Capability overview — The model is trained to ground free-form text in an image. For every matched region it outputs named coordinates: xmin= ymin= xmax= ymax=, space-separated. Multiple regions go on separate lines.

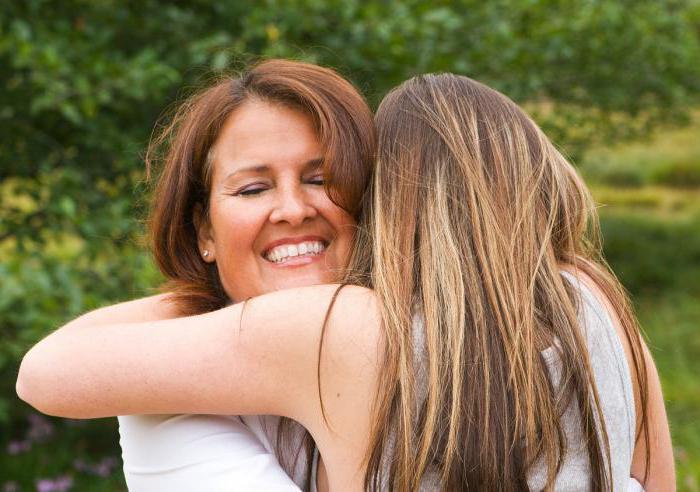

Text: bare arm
xmin=16 ymin=284 xmax=381 ymax=432
xmin=60 ymin=295 xmax=303 ymax=490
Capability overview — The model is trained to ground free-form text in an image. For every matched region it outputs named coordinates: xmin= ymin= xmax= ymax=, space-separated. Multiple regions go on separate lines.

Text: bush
xmin=2 ymin=0 xmax=700 ymax=487
xmin=600 ymin=211 xmax=700 ymax=297
xmin=651 ymin=160 xmax=700 ymax=188
xmin=597 ymin=167 xmax=647 ymax=188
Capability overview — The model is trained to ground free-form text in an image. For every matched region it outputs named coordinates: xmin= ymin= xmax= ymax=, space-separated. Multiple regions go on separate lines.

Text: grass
xmin=597 ymin=200 xmax=700 ymax=490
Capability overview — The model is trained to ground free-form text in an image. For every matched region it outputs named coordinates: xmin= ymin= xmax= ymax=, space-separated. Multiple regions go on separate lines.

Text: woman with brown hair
xmin=17 ymin=58 xmax=375 ymax=490
xmin=18 ymin=73 xmax=674 ymax=490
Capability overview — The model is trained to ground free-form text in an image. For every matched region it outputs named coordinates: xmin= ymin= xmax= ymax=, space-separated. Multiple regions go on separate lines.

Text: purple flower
xmin=35 ymin=475 xmax=73 ymax=492
xmin=35 ymin=480 xmax=53 ymax=492
xmin=7 ymin=439 xmax=31 ymax=455
xmin=26 ymin=413 xmax=54 ymax=442
xmin=93 ymin=456 xmax=118 ymax=477
xmin=72 ymin=455 xmax=119 ymax=476
xmin=72 ymin=458 xmax=88 ymax=472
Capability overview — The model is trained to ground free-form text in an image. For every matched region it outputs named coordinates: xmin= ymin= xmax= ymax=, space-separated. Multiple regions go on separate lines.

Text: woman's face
xmin=197 ymin=99 xmax=356 ymax=301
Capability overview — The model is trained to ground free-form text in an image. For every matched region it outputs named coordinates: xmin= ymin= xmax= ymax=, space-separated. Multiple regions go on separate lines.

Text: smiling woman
xmin=140 ymin=60 xmax=375 ymax=489
xmin=147 ymin=58 xmax=375 ymax=316
xmin=17 ymin=59 xmax=376 ymax=491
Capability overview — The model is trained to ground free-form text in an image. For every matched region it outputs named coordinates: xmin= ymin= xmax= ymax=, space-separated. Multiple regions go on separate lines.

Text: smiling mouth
xmin=263 ymin=240 xmax=328 ymax=264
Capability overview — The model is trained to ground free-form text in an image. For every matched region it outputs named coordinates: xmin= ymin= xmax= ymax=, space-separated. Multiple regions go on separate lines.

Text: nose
xmin=269 ymin=184 xmax=317 ymax=226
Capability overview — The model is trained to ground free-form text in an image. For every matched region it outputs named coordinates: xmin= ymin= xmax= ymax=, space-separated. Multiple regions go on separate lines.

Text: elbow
xmin=16 ymin=354 xmax=41 ymax=412
xmin=16 ymin=349 xmax=49 ymax=412
xmin=16 ymin=348 xmax=67 ymax=417
xmin=15 ymin=360 xmax=31 ymax=406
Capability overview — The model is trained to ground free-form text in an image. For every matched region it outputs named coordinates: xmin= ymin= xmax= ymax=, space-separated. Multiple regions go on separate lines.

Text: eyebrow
xmin=223 ymin=158 xmax=324 ymax=181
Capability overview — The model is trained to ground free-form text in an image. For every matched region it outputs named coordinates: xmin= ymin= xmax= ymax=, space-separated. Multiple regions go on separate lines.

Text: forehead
xmin=210 ymin=100 xmax=321 ymax=179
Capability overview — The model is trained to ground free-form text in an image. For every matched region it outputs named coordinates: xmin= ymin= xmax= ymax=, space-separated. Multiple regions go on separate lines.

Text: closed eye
xmin=307 ymin=175 xmax=325 ymax=185
xmin=235 ymin=185 xmax=268 ymax=196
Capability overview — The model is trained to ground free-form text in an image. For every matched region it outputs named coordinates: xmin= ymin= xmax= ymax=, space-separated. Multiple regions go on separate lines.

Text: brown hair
xmin=146 ymin=59 xmax=376 ymax=316
xmin=358 ymin=74 xmax=648 ymax=490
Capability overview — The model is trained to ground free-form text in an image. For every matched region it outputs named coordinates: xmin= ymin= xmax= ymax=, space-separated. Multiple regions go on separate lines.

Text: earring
xmin=203 ymin=250 xmax=210 ymax=258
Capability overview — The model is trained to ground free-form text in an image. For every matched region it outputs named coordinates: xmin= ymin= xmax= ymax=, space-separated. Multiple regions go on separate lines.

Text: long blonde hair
xmin=355 ymin=74 xmax=649 ymax=490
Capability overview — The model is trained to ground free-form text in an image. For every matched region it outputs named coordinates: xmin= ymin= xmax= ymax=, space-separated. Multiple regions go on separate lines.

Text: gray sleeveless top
xmin=311 ymin=272 xmax=637 ymax=491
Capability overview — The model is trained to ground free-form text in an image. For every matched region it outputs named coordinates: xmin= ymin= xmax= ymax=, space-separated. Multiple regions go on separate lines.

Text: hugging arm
xmin=57 ymin=293 xmax=181 ymax=327
xmin=31 ymin=293 xmax=305 ymax=490
xmin=16 ymin=284 xmax=380 ymax=431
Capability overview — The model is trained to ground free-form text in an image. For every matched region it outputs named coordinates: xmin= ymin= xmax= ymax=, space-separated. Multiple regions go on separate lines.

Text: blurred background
xmin=1 ymin=1 xmax=698 ymax=490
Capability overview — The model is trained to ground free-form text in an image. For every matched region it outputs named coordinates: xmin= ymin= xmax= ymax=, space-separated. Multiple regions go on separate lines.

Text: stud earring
xmin=203 ymin=250 xmax=210 ymax=258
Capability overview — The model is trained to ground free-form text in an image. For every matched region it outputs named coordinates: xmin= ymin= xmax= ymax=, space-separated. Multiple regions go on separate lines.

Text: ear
xmin=193 ymin=203 xmax=216 ymax=263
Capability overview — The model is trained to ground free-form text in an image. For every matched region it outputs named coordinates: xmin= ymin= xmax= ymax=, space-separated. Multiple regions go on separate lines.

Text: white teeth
xmin=265 ymin=241 xmax=326 ymax=263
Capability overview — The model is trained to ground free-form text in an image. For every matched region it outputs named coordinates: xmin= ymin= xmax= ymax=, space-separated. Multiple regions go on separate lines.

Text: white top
xmin=118 ymin=414 xmax=303 ymax=491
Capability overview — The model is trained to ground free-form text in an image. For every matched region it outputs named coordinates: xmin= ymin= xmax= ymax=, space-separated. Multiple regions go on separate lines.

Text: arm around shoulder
xmin=16 ymin=284 xmax=381 ymax=432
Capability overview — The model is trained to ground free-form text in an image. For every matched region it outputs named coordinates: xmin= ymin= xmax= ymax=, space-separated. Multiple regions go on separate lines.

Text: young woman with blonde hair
xmin=18 ymin=73 xmax=674 ymax=490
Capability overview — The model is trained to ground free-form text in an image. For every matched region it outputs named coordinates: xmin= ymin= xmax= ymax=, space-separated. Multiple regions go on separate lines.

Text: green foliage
xmin=1 ymin=0 xmax=699 ymax=488
xmin=1 ymin=413 xmax=126 ymax=490
xmin=582 ymin=117 xmax=700 ymax=188
xmin=2 ymin=0 xmax=699 ymax=251
xmin=601 ymin=210 xmax=700 ymax=296
xmin=597 ymin=190 xmax=700 ymax=490
xmin=651 ymin=160 xmax=700 ymax=188
xmin=636 ymin=295 xmax=700 ymax=492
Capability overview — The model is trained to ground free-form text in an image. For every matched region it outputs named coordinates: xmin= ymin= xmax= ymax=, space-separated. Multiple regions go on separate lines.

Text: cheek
xmin=328 ymin=209 xmax=357 ymax=256
xmin=210 ymin=216 xmax=261 ymax=301
xmin=209 ymin=203 xmax=263 ymax=260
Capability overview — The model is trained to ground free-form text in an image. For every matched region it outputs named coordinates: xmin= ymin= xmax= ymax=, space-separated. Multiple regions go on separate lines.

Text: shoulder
xmin=559 ymin=268 xmax=626 ymax=345
xmin=559 ymin=267 xmax=635 ymax=395
xmin=230 ymin=284 xmax=384 ymax=469
xmin=243 ymin=283 xmax=383 ymax=406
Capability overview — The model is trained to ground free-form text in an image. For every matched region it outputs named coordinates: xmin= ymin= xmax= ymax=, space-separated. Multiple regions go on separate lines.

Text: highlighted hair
xmin=358 ymin=74 xmax=648 ymax=490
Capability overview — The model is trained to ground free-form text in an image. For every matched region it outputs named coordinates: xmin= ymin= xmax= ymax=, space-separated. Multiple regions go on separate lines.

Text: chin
xmin=274 ymin=272 xmax=331 ymax=291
